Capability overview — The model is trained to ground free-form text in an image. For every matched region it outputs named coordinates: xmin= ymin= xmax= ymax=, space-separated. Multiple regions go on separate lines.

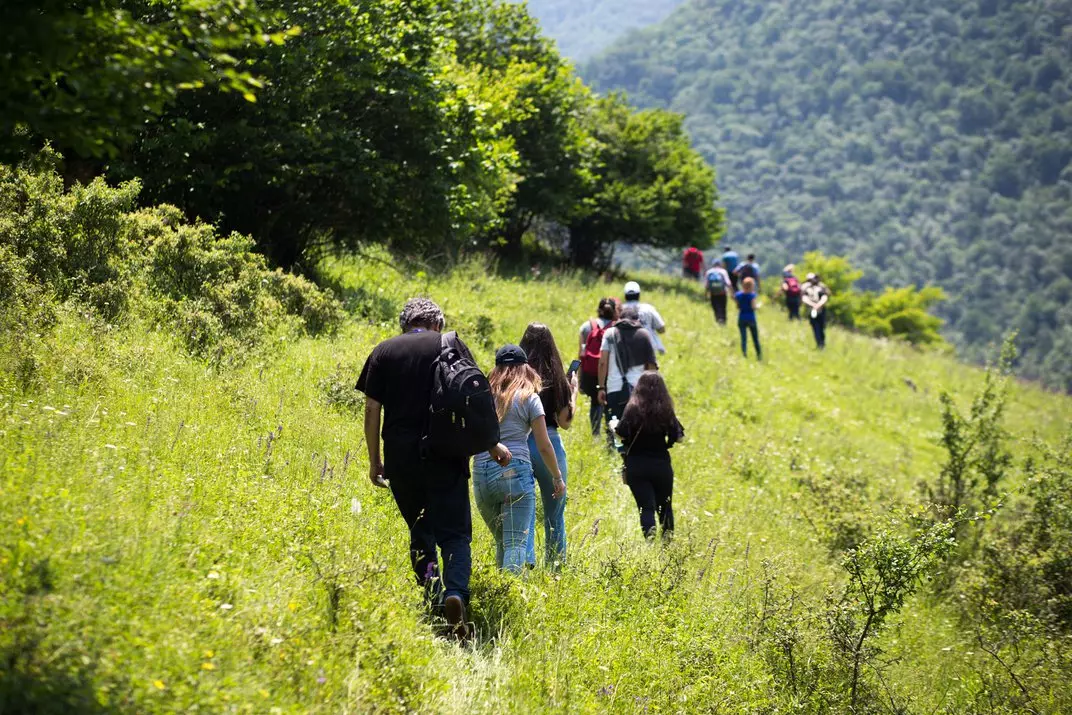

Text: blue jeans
xmin=527 ymin=429 xmax=568 ymax=566
xmin=473 ymin=460 xmax=536 ymax=574
xmin=739 ymin=319 xmax=761 ymax=359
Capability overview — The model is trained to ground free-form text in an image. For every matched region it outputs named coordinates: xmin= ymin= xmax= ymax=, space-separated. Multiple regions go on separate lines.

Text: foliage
xmin=0 ymin=148 xmax=341 ymax=372
xmin=0 ymin=0 xmax=283 ymax=160
xmin=926 ymin=339 xmax=1014 ymax=530
xmin=799 ymin=250 xmax=948 ymax=346
xmin=0 ymin=252 xmax=1070 ymax=711
xmin=826 ymin=515 xmax=958 ymax=710
xmin=522 ymin=0 xmax=687 ymax=61
xmin=568 ymin=94 xmax=724 ymax=268
xmin=582 ymin=0 xmax=1072 ymax=391
xmin=856 ymin=286 xmax=947 ymax=347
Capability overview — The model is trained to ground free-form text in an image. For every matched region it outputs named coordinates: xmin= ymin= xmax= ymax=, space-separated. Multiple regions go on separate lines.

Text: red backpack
xmin=785 ymin=276 xmax=802 ymax=297
xmin=581 ymin=319 xmax=606 ymax=376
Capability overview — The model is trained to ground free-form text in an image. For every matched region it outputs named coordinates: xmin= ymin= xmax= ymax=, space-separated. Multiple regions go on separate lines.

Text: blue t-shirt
xmin=722 ymin=251 xmax=740 ymax=273
xmin=473 ymin=393 xmax=545 ymax=467
xmin=735 ymin=291 xmax=757 ymax=322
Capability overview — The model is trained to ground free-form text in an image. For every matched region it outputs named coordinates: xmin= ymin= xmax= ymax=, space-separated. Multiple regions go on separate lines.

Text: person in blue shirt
xmin=735 ymin=277 xmax=762 ymax=360
xmin=721 ymin=246 xmax=741 ymax=290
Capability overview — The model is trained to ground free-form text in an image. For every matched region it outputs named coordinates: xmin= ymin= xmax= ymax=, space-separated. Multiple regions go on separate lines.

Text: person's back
xmin=622 ymin=281 xmax=666 ymax=354
xmin=734 ymin=277 xmax=762 ymax=359
xmin=721 ymin=248 xmax=740 ymax=274
xmin=359 ymin=330 xmax=445 ymax=458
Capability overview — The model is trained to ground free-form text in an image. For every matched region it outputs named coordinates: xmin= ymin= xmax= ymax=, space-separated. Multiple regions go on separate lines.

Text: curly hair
xmin=399 ymin=297 xmax=444 ymax=333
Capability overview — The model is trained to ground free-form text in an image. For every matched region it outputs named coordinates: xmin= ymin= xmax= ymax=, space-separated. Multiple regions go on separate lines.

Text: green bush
xmin=856 ymin=285 xmax=947 ymax=346
xmin=0 ymin=149 xmax=342 ymax=362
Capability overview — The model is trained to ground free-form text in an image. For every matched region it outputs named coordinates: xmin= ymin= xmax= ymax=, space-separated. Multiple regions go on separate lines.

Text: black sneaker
xmin=443 ymin=595 xmax=470 ymax=643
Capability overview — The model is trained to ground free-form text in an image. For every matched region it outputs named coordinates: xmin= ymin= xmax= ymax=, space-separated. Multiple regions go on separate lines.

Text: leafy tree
xmin=110 ymin=0 xmax=516 ymax=267
xmin=568 ymin=94 xmax=723 ymax=267
xmin=856 ymin=286 xmax=947 ymax=346
xmin=450 ymin=0 xmax=595 ymax=254
xmin=0 ymin=0 xmax=280 ymax=160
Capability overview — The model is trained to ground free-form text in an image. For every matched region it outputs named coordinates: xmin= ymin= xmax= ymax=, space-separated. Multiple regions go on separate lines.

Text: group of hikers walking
xmin=357 ymin=253 xmax=829 ymax=641
xmin=690 ymin=245 xmax=832 ymax=357
xmin=356 ymin=288 xmax=683 ymax=641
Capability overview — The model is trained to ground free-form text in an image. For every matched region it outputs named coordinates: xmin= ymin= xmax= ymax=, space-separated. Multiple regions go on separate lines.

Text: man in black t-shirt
xmin=357 ymin=297 xmax=509 ymax=640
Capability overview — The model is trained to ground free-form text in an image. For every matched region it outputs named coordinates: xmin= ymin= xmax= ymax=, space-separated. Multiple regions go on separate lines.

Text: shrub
xmin=856 ymin=285 xmax=947 ymax=346
xmin=0 ymin=150 xmax=343 ymax=360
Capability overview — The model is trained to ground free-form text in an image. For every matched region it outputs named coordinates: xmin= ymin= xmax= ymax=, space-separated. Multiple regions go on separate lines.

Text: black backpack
xmin=421 ymin=332 xmax=500 ymax=459
xmin=737 ymin=262 xmax=758 ymax=280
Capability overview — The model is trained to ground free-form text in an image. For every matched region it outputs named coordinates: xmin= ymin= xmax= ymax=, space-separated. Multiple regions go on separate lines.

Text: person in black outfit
xmin=357 ymin=297 xmax=510 ymax=640
xmin=614 ymin=371 xmax=684 ymax=540
xmin=597 ymin=305 xmax=659 ymax=451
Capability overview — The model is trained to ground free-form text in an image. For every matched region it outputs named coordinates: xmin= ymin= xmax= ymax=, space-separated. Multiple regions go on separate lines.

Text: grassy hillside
xmin=519 ymin=0 xmax=686 ymax=61
xmin=2 ymin=250 xmax=1070 ymax=713
xmin=582 ymin=0 xmax=1072 ymax=392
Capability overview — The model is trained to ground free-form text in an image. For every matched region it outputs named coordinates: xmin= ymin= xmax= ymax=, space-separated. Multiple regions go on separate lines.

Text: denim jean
xmin=739 ymin=319 xmax=761 ymax=359
xmin=473 ymin=459 xmax=536 ymax=574
xmin=526 ymin=428 xmax=568 ymax=567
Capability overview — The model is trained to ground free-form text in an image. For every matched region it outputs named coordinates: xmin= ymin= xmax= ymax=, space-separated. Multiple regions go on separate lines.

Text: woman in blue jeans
xmin=520 ymin=323 xmax=578 ymax=568
xmin=472 ymin=345 xmax=565 ymax=574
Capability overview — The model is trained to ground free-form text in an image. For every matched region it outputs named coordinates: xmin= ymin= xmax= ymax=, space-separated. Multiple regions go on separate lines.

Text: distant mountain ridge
xmin=582 ymin=0 xmax=1072 ymax=392
xmin=519 ymin=0 xmax=686 ymax=61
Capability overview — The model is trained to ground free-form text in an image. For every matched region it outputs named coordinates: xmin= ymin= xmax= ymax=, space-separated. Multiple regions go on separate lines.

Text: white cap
xmin=624 ymin=280 xmax=641 ymax=296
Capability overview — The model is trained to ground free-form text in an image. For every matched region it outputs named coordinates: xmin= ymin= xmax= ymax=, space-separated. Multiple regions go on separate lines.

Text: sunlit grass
xmin=1 ymin=253 xmax=1069 ymax=712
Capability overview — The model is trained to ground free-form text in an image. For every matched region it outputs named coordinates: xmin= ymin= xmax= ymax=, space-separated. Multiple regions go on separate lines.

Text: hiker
xmin=704 ymin=259 xmax=732 ymax=325
xmin=781 ymin=264 xmax=802 ymax=320
xmin=735 ymin=276 xmax=762 ymax=360
xmin=614 ymin=371 xmax=684 ymax=541
xmin=578 ymin=298 xmax=619 ymax=436
xmin=802 ymin=273 xmax=830 ymax=349
xmin=597 ymin=304 xmax=659 ymax=449
xmin=622 ymin=281 xmax=667 ymax=354
xmin=357 ymin=297 xmax=510 ymax=639
xmin=682 ymin=246 xmax=704 ymax=280
xmin=734 ymin=253 xmax=762 ymax=293
xmin=520 ymin=323 xmax=578 ymax=567
xmin=472 ymin=345 xmax=564 ymax=575
xmin=721 ymin=246 xmax=741 ymax=290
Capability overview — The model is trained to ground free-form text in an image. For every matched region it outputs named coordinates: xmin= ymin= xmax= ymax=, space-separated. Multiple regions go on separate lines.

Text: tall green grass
xmin=1 ymin=253 xmax=1069 ymax=713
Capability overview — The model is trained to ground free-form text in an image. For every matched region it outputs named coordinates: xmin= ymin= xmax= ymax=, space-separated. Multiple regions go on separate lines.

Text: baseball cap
xmin=805 ymin=272 xmax=817 ymax=281
xmin=495 ymin=344 xmax=528 ymax=366
xmin=624 ymin=280 xmax=641 ymax=296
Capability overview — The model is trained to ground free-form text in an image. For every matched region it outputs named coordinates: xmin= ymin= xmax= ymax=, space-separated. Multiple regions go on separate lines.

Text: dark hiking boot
xmin=443 ymin=594 xmax=470 ymax=643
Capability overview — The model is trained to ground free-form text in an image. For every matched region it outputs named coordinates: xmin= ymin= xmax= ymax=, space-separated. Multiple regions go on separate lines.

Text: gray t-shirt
xmin=473 ymin=393 xmax=545 ymax=467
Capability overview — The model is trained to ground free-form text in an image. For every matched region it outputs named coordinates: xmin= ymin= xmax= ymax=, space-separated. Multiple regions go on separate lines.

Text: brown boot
xmin=443 ymin=594 xmax=470 ymax=643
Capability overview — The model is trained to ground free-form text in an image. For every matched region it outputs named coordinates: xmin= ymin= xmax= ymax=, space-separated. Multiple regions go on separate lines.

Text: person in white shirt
xmin=597 ymin=305 xmax=659 ymax=450
xmin=622 ymin=281 xmax=667 ymax=354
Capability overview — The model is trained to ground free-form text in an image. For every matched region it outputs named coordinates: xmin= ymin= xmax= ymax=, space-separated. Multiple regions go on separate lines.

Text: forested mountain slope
xmin=583 ymin=0 xmax=1072 ymax=392
xmin=520 ymin=0 xmax=686 ymax=60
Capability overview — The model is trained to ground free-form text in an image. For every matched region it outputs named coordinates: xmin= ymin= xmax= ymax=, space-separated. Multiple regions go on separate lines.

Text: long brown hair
xmin=619 ymin=371 xmax=679 ymax=436
xmin=488 ymin=364 xmax=543 ymax=422
xmin=519 ymin=323 xmax=570 ymax=413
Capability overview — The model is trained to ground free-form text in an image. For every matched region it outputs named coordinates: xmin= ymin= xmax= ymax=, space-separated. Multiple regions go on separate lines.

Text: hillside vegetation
xmin=519 ymin=0 xmax=686 ymax=60
xmin=3 ymin=168 xmax=1071 ymax=712
xmin=583 ymin=0 xmax=1072 ymax=392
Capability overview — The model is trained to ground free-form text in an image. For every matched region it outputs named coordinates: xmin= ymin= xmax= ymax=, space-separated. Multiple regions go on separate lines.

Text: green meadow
xmin=2 ymin=253 xmax=1069 ymax=713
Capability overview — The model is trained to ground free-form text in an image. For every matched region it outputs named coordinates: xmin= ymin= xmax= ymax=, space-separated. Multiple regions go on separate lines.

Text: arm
xmin=651 ymin=308 xmax=666 ymax=334
xmin=363 ymin=398 xmax=388 ymax=488
xmin=578 ymin=322 xmax=589 ymax=360
xmin=816 ymin=290 xmax=830 ymax=309
xmin=597 ymin=350 xmax=610 ymax=405
xmin=531 ymin=415 xmax=565 ymax=498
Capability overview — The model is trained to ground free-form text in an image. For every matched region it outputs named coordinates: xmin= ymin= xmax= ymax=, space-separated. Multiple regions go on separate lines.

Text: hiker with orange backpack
xmin=578 ymin=297 xmax=619 ymax=436
xmin=781 ymin=264 xmax=803 ymax=320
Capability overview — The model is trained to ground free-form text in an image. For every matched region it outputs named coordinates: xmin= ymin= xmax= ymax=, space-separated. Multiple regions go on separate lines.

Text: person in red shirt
xmin=682 ymin=246 xmax=704 ymax=279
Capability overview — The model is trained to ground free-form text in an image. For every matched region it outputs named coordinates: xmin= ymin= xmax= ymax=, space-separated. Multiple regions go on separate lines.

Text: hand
xmin=552 ymin=476 xmax=566 ymax=499
xmin=570 ymin=371 xmax=579 ymax=391
xmin=490 ymin=442 xmax=512 ymax=466
xmin=597 ymin=388 xmax=607 ymax=406
xmin=369 ymin=459 xmax=388 ymax=489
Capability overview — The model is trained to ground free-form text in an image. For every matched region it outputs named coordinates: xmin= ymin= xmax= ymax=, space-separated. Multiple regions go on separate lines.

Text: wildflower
xmin=203 ymin=650 xmax=214 ymax=658
xmin=220 ymin=603 xmax=233 ymax=610
xmin=153 ymin=680 xmax=166 ymax=690
xmin=288 ymin=601 xmax=298 ymax=612
xmin=201 ymin=662 xmax=215 ymax=671
xmin=207 ymin=571 xmax=220 ymax=580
